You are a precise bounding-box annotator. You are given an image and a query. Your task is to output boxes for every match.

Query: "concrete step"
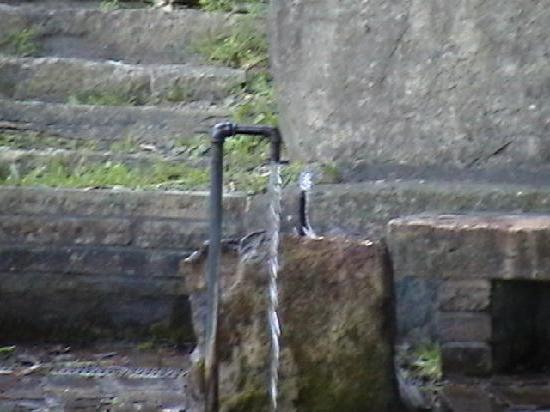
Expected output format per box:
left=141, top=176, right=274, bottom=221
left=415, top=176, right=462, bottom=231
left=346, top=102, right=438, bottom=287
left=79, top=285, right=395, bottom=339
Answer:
left=0, top=56, right=245, bottom=105
left=0, top=3, right=239, bottom=64
left=0, top=99, right=229, bottom=146
left=0, top=57, right=244, bottom=105
left=0, top=146, right=208, bottom=178
left=303, top=179, right=550, bottom=239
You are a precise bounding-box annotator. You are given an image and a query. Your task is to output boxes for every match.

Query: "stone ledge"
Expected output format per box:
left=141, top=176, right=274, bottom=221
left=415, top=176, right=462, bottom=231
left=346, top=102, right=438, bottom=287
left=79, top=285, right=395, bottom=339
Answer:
left=0, top=186, right=247, bottom=221
left=389, top=214, right=550, bottom=280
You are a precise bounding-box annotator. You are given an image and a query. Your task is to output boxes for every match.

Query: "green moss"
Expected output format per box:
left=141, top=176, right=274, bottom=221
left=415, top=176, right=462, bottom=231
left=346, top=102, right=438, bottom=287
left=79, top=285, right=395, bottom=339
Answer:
left=198, top=0, right=266, bottom=14
left=149, top=321, right=194, bottom=346
left=100, top=0, right=120, bottom=11
left=0, top=28, right=40, bottom=57
left=290, top=343, right=393, bottom=412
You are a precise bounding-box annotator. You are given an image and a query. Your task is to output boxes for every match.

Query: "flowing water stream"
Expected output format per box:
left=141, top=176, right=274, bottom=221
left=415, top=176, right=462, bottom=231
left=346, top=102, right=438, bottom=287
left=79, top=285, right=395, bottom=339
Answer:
left=299, top=170, right=317, bottom=238
left=267, top=163, right=282, bottom=411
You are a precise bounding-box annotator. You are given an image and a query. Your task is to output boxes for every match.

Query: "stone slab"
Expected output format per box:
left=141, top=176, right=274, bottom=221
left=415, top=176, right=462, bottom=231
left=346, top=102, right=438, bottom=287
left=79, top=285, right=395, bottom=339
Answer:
left=0, top=214, right=132, bottom=246
left=0, top=244, right=189, bottom=277
left=0, top=57, right=245, bottom=104
left=389, top=214, right=550, bottom=281
left=134, top=218, right=241, bottom=249
left=0, top=99, right=229, bottom=145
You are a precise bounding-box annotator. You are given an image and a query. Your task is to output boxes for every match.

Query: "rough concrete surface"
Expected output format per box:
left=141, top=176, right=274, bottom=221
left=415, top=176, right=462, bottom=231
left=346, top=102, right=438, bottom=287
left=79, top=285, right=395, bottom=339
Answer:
left=271, top=0, right=550, bottom=170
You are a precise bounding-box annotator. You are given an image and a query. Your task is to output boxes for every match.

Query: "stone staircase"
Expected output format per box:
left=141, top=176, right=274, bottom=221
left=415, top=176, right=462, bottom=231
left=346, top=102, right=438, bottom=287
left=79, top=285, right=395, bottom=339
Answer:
left=0, top=2, right=255, bottom=409
left=0, top=0, right=245, bottom=182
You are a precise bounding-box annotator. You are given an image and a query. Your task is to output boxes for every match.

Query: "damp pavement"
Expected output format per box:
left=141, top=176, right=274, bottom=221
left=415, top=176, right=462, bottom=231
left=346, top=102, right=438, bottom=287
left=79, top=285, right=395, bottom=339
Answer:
left=0, top=343, right=195, bottom=411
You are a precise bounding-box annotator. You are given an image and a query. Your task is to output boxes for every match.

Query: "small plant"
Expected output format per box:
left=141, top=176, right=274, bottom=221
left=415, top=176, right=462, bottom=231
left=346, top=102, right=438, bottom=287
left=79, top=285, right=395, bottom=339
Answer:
left=165, top=84, right=192, bottom=103
left=109, top=136, right=141, bottom=153
left=0, top=131, right=97, bottom=151
left=411, top=344, right=442, bottom=380
left=100, top=0, right=120, bottom=11
left=232, top=72, right=277, bottom=125
left=0, top=28, right=40, bottom=57
left=195, top=15, right=267, bottom=69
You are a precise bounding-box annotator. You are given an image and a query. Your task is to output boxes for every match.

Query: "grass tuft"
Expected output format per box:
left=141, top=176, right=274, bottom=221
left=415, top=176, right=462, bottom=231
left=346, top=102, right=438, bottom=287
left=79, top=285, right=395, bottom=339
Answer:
left=1, top=160, right=209, bottom=190
left=0, top=28, right=40, bottom=57
left=411, top=344, right=442, bottom=380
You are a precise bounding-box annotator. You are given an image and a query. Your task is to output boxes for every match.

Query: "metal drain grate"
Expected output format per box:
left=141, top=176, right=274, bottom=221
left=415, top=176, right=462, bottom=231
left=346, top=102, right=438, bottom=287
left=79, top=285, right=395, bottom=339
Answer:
left=52, top=366, right=187, bottom=379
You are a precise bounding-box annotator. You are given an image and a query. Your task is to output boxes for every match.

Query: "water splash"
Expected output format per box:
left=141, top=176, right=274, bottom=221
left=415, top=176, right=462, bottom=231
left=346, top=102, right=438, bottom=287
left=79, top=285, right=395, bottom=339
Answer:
left=267, top=163, right=282, bottom=411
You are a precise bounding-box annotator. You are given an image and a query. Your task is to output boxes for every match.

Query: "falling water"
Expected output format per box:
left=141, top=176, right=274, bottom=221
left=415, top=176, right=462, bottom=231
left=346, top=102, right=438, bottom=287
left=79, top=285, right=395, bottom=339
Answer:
left=299, top=170, right=317, bottom=238
left=267, top=162, right=282, bottom=411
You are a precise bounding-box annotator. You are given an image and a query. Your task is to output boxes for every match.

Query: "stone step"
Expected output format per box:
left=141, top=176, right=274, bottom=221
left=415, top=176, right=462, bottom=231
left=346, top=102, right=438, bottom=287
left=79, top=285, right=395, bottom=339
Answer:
left=0, top=99, right=229, bottom=146
left=304, top=179, right=550, bottom=239
left=0, top=57, right=244, bottom=105
left=0, top=147, right=207, bottom=178
left=0, top=3, right=238, bottom=64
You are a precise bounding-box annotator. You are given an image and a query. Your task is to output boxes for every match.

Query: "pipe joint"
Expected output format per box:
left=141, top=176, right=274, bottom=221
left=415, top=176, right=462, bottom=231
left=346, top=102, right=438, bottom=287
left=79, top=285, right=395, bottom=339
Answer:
left=211, top=122, right=235, bottom=143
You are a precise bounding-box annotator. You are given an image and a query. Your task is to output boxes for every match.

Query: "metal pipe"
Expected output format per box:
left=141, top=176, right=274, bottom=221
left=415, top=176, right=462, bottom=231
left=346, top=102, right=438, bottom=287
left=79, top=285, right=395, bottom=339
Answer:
left=205, top=122, right=282, bottom=412
left=205, top=122, right=234, bottom=412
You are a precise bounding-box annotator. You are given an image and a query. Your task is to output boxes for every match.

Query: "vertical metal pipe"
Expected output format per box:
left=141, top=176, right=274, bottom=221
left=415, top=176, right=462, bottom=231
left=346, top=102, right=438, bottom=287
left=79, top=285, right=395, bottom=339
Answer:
left=205, top=135, right=224, bottom=412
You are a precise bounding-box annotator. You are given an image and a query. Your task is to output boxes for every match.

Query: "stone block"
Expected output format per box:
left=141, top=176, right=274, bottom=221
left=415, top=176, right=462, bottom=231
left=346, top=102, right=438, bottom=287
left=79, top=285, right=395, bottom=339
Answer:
left=134, top=219, right=241, bottom=249
left=184, top=235, right=398, bottom=412
left=442, top=342, right=492, bottom=377
left=388, top=214, right=550, bottom=281
left=0, top=272, right=193, bottom=343
left=439, top=280, right=491, bottom=312
left=438, top=312, right=492, bottom=343
left=272, top=0, right=550, bottom=171
left=441, top=383, right=499, bottom=412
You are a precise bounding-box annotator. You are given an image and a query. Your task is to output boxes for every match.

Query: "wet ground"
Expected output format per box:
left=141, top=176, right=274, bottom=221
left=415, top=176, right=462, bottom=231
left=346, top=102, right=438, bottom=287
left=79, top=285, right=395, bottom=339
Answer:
left=442, top=376, right=550, bottom=412
left=0, top=343, right=195, bottom=411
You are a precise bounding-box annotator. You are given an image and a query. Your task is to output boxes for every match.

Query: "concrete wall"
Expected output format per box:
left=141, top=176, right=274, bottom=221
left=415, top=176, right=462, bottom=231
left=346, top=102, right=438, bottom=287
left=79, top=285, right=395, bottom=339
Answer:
left=271, top=0, right=550, bottom=171
left=0, top=186, right=247, bottom=343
